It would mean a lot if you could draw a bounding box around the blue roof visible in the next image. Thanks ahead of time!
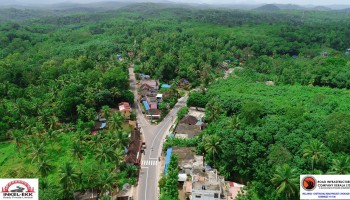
[345,52,350,55]
[101,123,107,129]
[182,79,189,83]
[143,101,150,111]
[164,148,173,175]
[161,84,171,89]
[169,133,174,139]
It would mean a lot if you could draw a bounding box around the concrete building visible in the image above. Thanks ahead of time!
[188,169,228,200]
[172,147,203,175]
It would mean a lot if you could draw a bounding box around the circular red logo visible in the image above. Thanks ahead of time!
[302,176,316,191]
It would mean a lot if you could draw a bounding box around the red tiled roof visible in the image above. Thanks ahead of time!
[91,130,98,135]
[140,80,159,89]
[149,109,161,115]
[149,102,157,110]
[119,102,131,112]
[125,129,142,165]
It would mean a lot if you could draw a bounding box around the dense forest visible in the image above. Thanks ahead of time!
[1,2,350,200]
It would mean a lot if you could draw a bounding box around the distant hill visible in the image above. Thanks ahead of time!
[254,4,280,11]
[47,1,132,10]
[210,3,262,10]
[326,5,350,10]
[337,8,350,12]
[275,4,304,10]
[311,6,331,11]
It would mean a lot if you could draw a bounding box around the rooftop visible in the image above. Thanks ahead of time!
[119,102,132,112]
[161,84,171,89]
[188,108,205,121]
[143,101,150,111]
[125,129,142,165]
[173,147,195,167]
[140,80,159,89]
[192,170,222,191]
[173,147,204,170]
[92,122,106,131]
[179,115,199,125]
[174,123,201,138]
[141,74,150,80]
[227,182,245,200]
[149,102,158,110]
[180,78,190,84]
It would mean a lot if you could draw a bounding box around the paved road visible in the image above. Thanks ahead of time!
[128,68,188,200]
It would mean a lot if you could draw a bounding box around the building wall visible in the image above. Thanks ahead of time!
[192,190,221,200]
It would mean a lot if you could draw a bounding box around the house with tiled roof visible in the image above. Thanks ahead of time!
[125,129,142,165]
[119,102,132,119]
[141,80,159,90]
[180,115,199,125]
[175,115,206,138]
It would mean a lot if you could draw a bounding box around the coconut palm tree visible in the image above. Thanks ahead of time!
[90,133,102,150]
[204,134,221,165]
[109,112,124,131]
[271,164,299,199]
[302,139,326,172]
[32,121,46,135]
[10,129,24,153]
[76,104,87,120]
[126,164,139,177]
[227,115,240,130]
[109,130,129,150]
[328,155,350,174]
[101,105,111,120]
[38,159,53,177]
[114,147,125,170]
[110,87,121,102]
[72,141,84,171]
[29,141,46,163]
[48,115,60,130]
[59,162,79,198]
[99,170,118,199]
[95,145,114,163]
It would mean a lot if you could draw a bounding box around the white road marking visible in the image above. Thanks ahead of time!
[142,160,158,166]
[149,98,186,159]
[141,166,149,200]
[149,116,174,159]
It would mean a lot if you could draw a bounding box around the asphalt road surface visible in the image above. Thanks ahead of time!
[128,68,188,200]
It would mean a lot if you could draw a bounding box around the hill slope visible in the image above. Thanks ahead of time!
[255,4,280,11]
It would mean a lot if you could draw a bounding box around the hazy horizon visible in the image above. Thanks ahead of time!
[1,0,350,6]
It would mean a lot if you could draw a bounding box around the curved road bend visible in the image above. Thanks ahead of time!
[128,68,188,200]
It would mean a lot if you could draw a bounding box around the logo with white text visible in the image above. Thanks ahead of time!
[1,179,38,200]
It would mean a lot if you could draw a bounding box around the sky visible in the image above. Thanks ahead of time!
[2,0,350,6]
